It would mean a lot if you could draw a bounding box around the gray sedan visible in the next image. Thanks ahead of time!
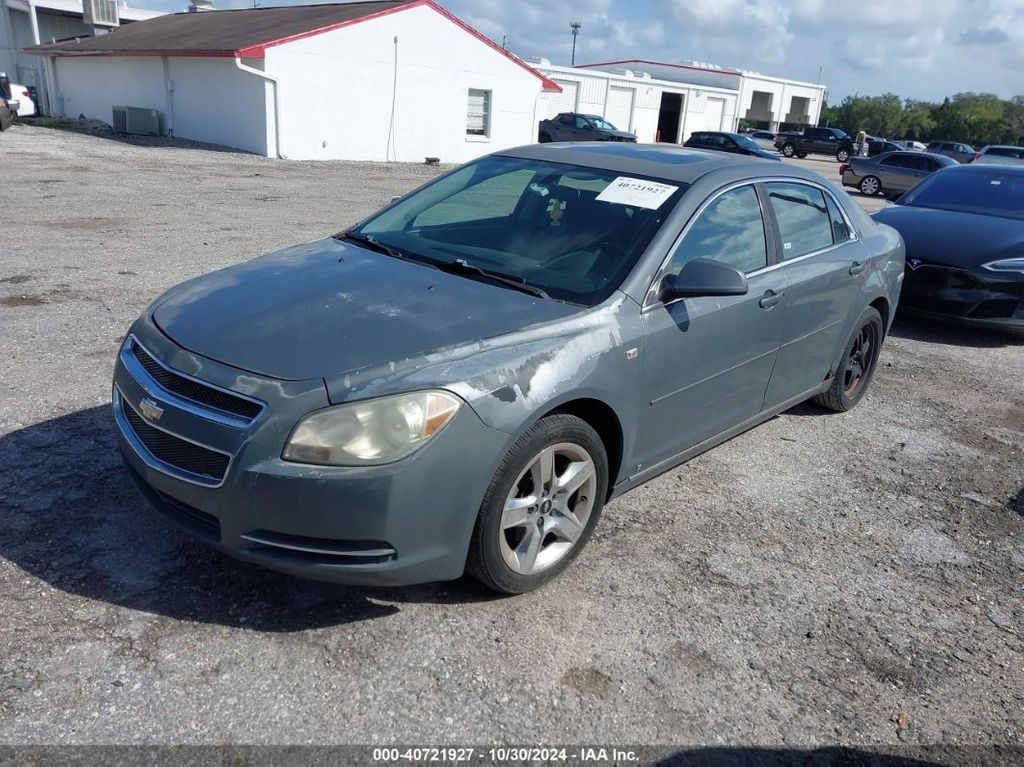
[841,151,956,196]
[113,143,904,594]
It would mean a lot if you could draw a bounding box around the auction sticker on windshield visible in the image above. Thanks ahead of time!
[596,176,678,209]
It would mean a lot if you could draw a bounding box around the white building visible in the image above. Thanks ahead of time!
[26,0,559,161]
[536,58,826,142]
[1,0,164,114]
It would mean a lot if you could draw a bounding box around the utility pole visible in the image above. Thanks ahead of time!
[501,34,507,50]
[570,21,581,66]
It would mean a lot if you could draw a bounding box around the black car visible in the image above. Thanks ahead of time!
[775,127,854,162]
[538,113,637,143]
[684,131,781,161]
[873,165,1024,334]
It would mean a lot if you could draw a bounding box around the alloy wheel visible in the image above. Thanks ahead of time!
[499,442,597,575]
[860,176,880,196]
[837,149,850,162]
[844,322,878,397]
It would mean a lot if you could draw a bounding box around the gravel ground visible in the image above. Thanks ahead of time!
[0,125,1022,754]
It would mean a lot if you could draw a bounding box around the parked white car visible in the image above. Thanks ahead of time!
[7,83,36,117]
[897,140,926,151]
[972,145,1024,165]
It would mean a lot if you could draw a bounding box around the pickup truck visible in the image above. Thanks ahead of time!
[538,113,637,143]
[775,127,855,162]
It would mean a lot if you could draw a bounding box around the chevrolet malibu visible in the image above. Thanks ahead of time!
[114,143,904,594]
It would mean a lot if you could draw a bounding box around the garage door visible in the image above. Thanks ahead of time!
[545,80,578,119]
[605,86,634,131]
[685,96,726,140]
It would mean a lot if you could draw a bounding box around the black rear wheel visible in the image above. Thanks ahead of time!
[538,131,552,143]
[781,143,796,157]
[812,306,884,412]
[837,148,851,163]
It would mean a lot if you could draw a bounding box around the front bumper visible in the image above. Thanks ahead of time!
[900,263,1024,334]
[113,322,511,586]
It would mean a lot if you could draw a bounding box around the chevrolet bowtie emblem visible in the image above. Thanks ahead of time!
[139,397,165,422]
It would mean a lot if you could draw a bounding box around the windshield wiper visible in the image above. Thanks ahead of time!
[437,258,550,300]
[336,230,431,266]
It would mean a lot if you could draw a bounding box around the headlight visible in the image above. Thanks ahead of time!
[282,390,461,466]
[981,258,1024,274]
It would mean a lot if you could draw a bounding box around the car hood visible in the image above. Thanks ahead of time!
[871,205,1024,268]
[151,238,582,381]
[604,129,637,139]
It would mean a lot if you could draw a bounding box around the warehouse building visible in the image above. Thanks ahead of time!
[535,58,826,142]
[1,0,164,114]
[26,0,559,161]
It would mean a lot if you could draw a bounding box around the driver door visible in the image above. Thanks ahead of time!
[635,183,787,473]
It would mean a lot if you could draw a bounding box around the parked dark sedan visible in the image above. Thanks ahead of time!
[538,113,637,143]
[841,151,956,196]
[873,164,1024,334]
[114,143,903,594]
[684,131,781,161]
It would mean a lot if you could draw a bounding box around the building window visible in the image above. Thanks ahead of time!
[467,89,491,137]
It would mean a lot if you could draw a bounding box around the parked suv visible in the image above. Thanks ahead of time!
[538,113,637,143]
[775,127,854,162]
[925,141,976,163]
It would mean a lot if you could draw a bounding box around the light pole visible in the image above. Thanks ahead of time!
[570,21,582,66]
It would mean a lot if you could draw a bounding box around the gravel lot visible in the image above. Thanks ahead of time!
[1,124,1022,754]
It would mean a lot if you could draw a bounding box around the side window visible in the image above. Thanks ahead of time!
[880,154,911,168]
[824,194,852,242]
[766,182,834,259]
[558,114,574,126]
[668,186,768,275]
[575,116,590,130]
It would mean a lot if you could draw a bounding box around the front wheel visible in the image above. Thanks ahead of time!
[836,148,851,163]
[466,414,608,594]
[812,306,884,412]
[796,151,808,159]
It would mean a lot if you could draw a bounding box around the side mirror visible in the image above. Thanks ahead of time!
[659,258,749,301]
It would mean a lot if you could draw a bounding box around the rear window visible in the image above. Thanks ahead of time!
[901,169,1024,220]
[986,147,1024,159]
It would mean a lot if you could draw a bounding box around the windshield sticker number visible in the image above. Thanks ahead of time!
[596,176,679,210]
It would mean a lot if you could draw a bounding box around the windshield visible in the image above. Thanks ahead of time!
[900,169,1024,220]
[352,156,685,305]
[588,116,617,131]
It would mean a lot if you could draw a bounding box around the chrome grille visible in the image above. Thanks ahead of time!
[130,339,263,421]
[121,397,229,484]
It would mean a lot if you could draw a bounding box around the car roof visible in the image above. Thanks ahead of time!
[499,142,814,185]
[941,162,1024,176]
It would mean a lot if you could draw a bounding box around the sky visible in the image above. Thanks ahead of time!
[133,0,1024,103]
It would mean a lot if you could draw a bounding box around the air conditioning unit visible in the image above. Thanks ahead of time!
[83,0,120,28]
[112,106,161,135]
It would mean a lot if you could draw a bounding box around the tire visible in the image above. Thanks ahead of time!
[836,148,851,163]
[859,176,881,196]
[781,143,796,157]
[796,152,808,159]
[538,131,552,143]
[466,414,609,594]
[812,306,884,412]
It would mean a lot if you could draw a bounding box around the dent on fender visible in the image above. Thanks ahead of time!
[323,295,636,433]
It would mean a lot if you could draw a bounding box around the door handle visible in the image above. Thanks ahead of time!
[758,290,783,309]
[849,261,865,275]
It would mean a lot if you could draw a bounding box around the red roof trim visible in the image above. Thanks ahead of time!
[242,0,560,91]
[579,58,742,76]
[26,0,562,91]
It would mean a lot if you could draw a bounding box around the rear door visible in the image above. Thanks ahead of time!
[762,181,867,406]
[878,154,925,191]
[636,184,786,471]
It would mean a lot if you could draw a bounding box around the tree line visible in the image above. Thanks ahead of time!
[819,92,1024,147]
